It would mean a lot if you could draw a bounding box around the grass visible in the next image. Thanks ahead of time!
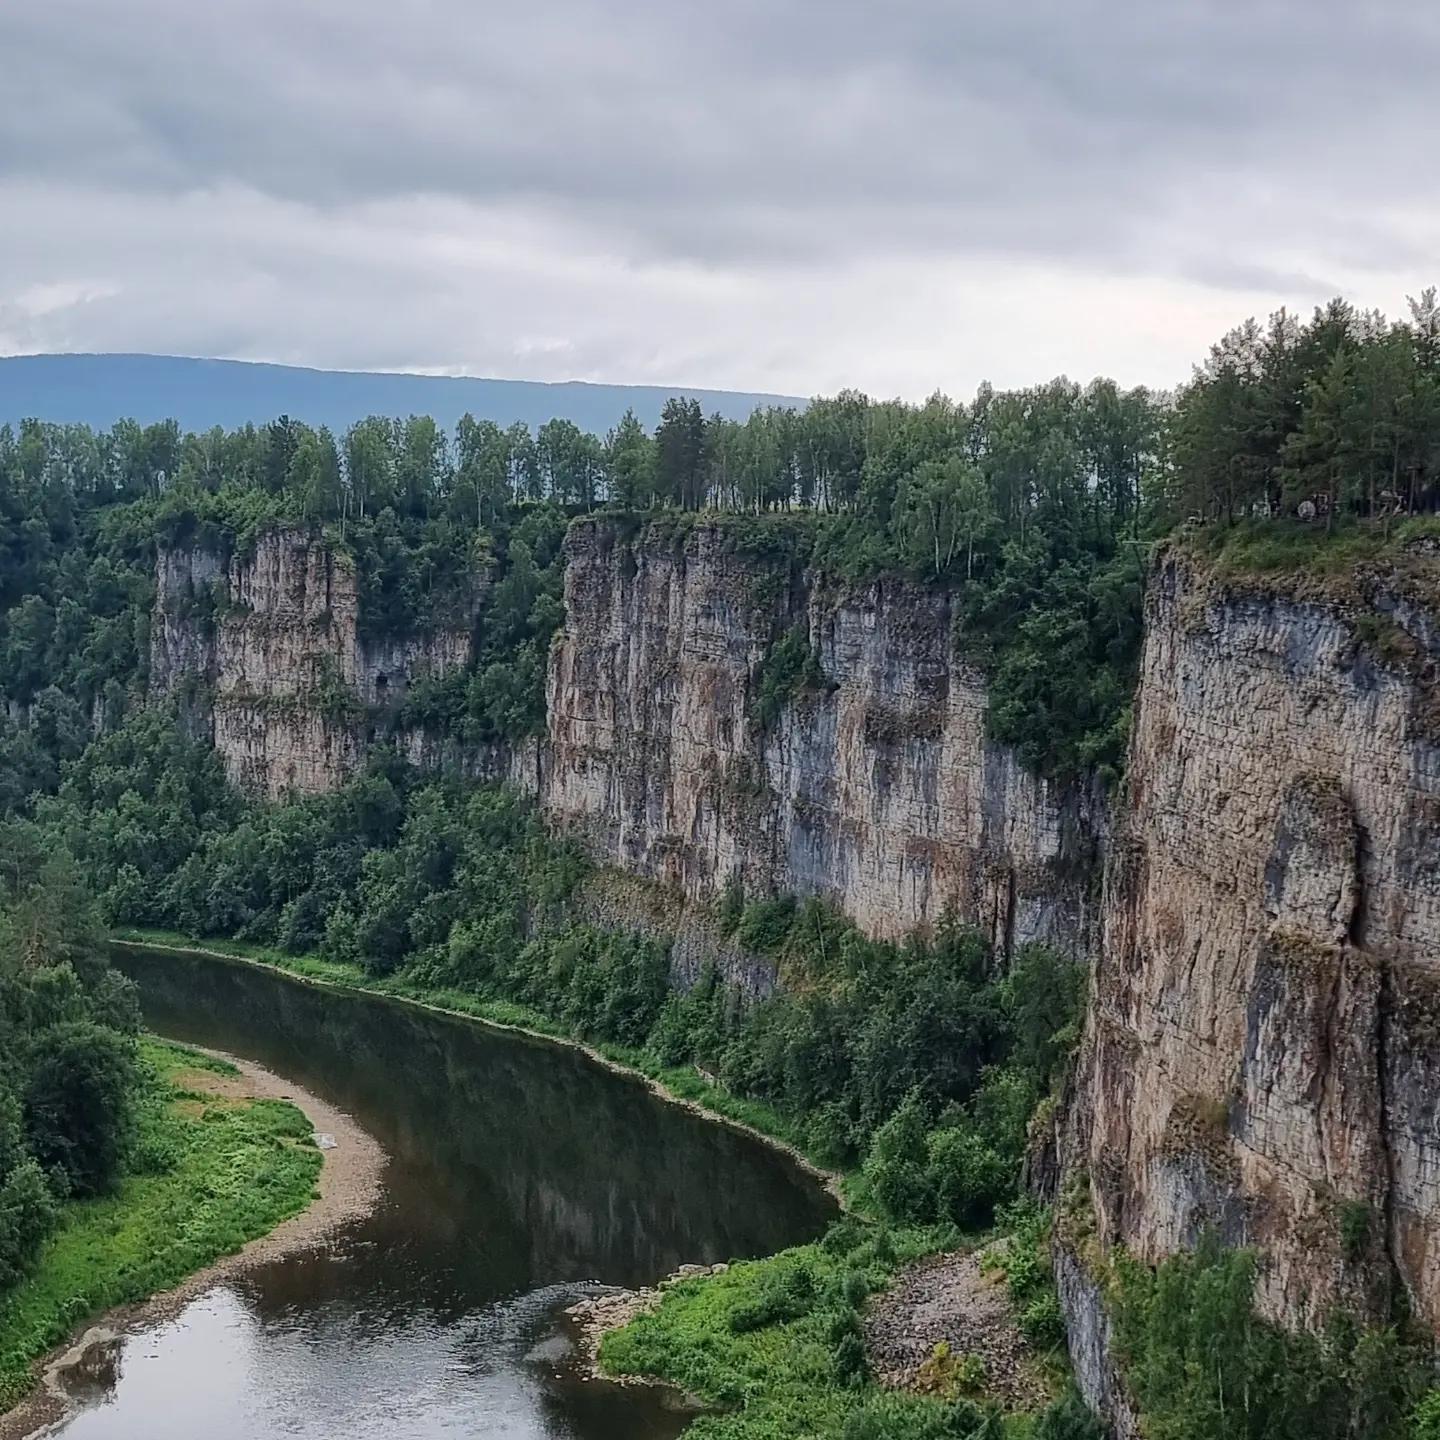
[599,1225,980,1440]
[1179,514,1440,580]
[0,1037,322,1411]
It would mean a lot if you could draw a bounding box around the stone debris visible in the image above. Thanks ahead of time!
[863,1248,1050,1411]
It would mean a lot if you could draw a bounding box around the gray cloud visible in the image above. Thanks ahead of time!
[1,0,1438,394]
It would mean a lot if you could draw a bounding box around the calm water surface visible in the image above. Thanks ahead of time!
[51,946,834,1440]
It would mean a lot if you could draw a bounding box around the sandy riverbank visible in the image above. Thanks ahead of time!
[0,1046,386,1440]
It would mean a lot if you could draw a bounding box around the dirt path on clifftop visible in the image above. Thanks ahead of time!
[0,1046,386,1440]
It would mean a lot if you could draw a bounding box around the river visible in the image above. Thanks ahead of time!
[46,945,835,1440]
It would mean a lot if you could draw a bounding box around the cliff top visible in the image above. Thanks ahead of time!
[1171,516,1440,624]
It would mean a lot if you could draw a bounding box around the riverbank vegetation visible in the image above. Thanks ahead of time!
[0,1038,320,1410]
[0,830,321,1412]
[57,728,1081,1234]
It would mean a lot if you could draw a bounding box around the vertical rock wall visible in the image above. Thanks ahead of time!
[1061,545,1440,1366]
[543,517,1105,955]
[152,528,478,798]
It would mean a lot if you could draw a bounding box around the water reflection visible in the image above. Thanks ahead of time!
[48,947,834,1439]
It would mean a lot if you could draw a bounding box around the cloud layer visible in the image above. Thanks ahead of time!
[3,1,1438,398]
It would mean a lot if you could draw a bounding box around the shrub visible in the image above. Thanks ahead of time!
[728,1259,817,1333]
[841,1268,870,1308]
[735,894,799,953]
[0,1160,57,1289]
[926,1124,1011,1228]
[1411,1389,1440,1440]
[863,1090,934,1223]
[1033,1388,1105,1440]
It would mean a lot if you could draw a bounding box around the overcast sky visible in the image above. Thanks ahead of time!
[2,1,1438,400]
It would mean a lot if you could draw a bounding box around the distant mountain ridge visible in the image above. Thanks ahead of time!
[0,353,803,434]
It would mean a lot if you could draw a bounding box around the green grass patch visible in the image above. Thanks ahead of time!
[0,1037,321,1411]
[1179,515,1440,579]
[599,1225,980,1440]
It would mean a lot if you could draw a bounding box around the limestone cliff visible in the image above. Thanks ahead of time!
[151,515,1440,1378]
[543,516,1105,956]
[1059,540,1440,1408]
[152,528,479,797]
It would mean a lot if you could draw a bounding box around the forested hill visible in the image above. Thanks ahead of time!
[0,353,801,435]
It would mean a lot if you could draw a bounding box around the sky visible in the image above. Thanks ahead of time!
[2,0,1438,401]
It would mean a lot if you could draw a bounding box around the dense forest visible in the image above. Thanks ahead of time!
[4,293,1440,1435]
[6,293,1440,789]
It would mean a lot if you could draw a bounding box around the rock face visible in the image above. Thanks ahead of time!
[151,517,1440,1376]
[544,517,1105,955]
[152,529,478,797]
[1061,544,1440,1364]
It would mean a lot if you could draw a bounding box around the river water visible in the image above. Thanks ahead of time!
[49,946,834,1440]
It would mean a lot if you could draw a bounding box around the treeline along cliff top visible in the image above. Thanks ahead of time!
[5,291,1440,793]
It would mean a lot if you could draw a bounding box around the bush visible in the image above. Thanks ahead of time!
[24,1021,137,1196]
[1112,1239,1432,1440]
[1018,1291,1064,1350]
[841,1393,1001,1440]
[728,1259,818,1333]
[831,1308,869,1388]
[840,1268,870,1307]
[0,1160,57,1289]
[1411,1390,1440,1440]
[735,894,799,953]
[926,1125,1011,1228]
[1033,1388,1105,1440]
[863,1091,933,1223]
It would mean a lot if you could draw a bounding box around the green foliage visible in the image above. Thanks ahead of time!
[840,1392,1002,1440]
[1169,294,1440,530]
[0,1039,320,1410]
[863,1090,933,1220]
[1111,1238,1433,1440]
[599,1226,955,1439]
[1032,1388,1105,1440]
[1411,1390,1440,1440]
[755,624,826,727]
[728,1257,818,1333]
[0,1160,57,1291]
[24,1020,138,1197]
[0,822,145,1295]
[735,894,800,952]
[1338,1199,1374,1262]
[984,1203,1066,1356]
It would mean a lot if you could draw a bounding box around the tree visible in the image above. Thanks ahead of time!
[24,1020,137,1195]
[655,398,707,508]
[862,1089,933,1221]
[1282,348,1358,528]
[289,425,343,522]
[899,456,993,578]
[604,410,656,508]
[454,415,511,525]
